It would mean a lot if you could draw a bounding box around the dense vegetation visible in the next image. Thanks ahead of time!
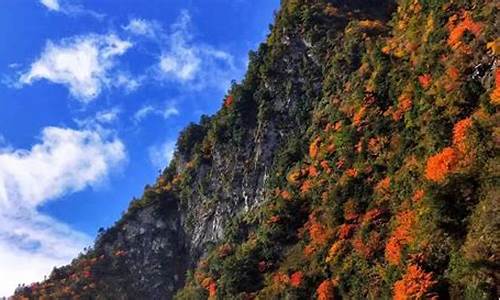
[14,0,498,299]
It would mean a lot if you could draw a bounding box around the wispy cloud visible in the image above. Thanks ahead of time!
[0,126,126,296]
[156,10,241,91]
[18,34,133,103]
[95,108,121,124]
[74,107,121,129]
[39,0,104,19]
[148,140,176,170]
[133,102,179,123]
[123,18,161,39]
[40,0,60,11]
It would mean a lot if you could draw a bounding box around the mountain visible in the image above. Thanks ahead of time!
[12,0,499,299]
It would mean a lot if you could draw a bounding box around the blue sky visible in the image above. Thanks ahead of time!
[0,0,279,295]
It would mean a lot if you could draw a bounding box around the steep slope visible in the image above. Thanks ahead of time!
[13,0,499,299]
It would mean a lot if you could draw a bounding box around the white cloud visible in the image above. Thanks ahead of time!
[123,19,160,38]
[39,0,104,19]
[40,0,60,11]
[73,108,121,130]
[19,34,133,103]
[95,108,120,124]
[133,105,155,122]
[114,73,141,93]
[133,103,179,123]
[148,140,176,170]
[157,11,240,91]
[0,126,126,296]
[163,106,179,119]
[0,127,125,208]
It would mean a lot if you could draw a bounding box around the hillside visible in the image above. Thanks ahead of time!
[13,0,499,299]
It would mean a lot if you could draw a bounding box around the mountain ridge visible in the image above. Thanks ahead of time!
[13,0,498,299]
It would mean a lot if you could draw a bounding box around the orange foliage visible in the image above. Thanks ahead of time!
[280,190,292,201]
[201,277,217,298]
[353,106,367,126]
[208,281,217,298]
[224,95,234,107]
[336,159,345,169]
[310,137,322,159]
[392,94,413,121]
[337,223,355,240]
[362,208,384,225]
[317,279,336,300]
[385,210,416,265]
[412,189,425,203]
[352,232,381,259]
[304,244,317,257]
[375,177,391,195]
[267,215,281,224]
[287,169,304,185]
[355,141,363,153]
[385,237,403,266]
[393,264,436,300]
[309,165,319,177]
[273,272,290,286]
[334,121,343,131]
[491,69,500,105]
[358,19,385,31]
[320,160,332,174]
[326,240,345,262]
[447,11,482,51]
[307,216,331,246]
[345,168,358,177]
[290,271,304,287]
[447,66,460,81]
[300,179,314,194]
[452,117,472,153]
[424,147,459,182]
[418,74,432,89]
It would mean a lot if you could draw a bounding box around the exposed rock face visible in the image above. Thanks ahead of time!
[92,197,188,299]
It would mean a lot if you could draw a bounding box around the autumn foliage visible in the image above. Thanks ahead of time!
[375,177,391,195]
[201,277,217,298]
[393,264,436,300]
[452,117,472,153]
[290,271,304,287]
[352,106,367,126]
[418,74,432,89]
[316,279,336,300]
[310,137,322,159]
[491,69,500,105]
[447,11,482,51]
[306,215,331,246]
[224,95,234,107]
[392,94,413,121]
[385,210,416,265]
[424,147,459,182]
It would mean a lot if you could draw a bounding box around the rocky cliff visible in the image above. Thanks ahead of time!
[13,0,499,299]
